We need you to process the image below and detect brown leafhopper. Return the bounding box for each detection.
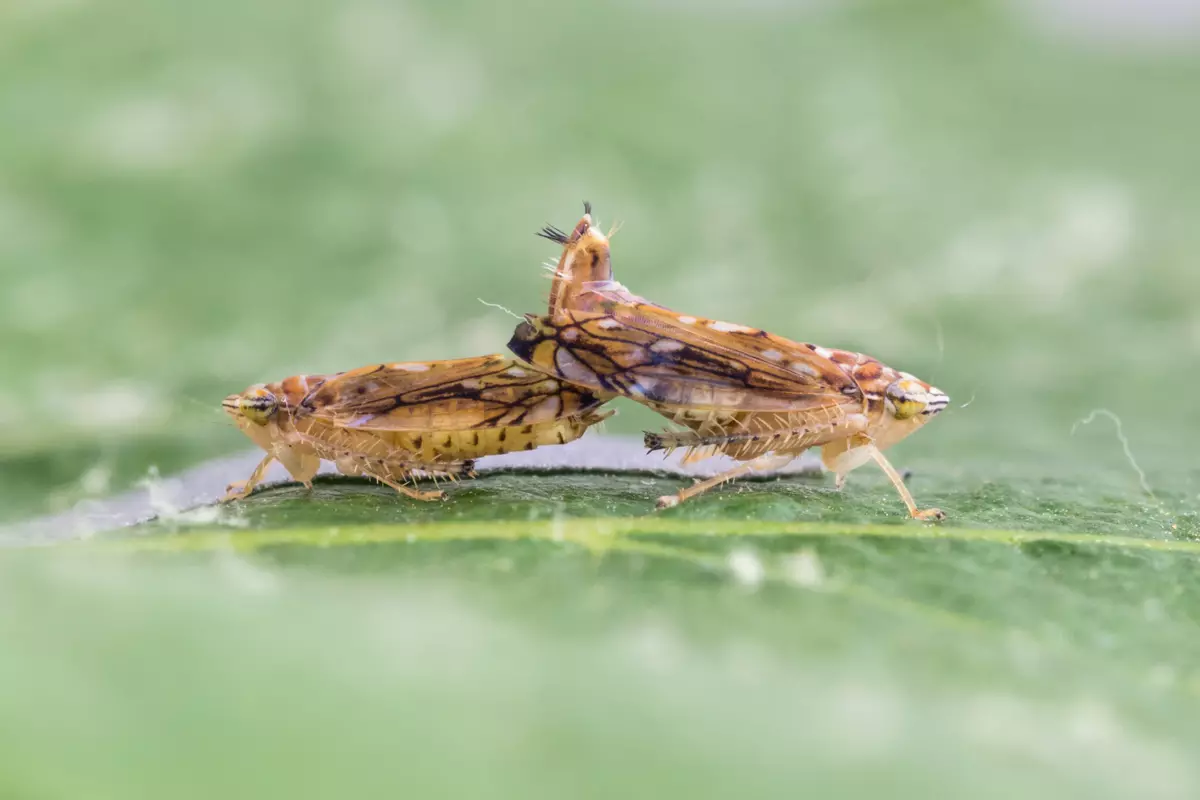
[511,208,948,520]
[222,355,613,502]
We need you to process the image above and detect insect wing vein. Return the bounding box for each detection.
[301,355,562,432]
[516,305,859,413]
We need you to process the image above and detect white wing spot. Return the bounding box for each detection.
[762,349,783,361]
[812,346,834,360]
[393,363,430,372]
[790,362,820,378]
[554,348,595,384]
[561,328,580,342]
[709,320,756,334]
[650,339,685,354]
[505,367,527,377]
[597,318,624,330]
[677,316,697,325]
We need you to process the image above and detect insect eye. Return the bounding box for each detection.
[239,390,279,425]
[512,321,539,342]
[885,380,926,421]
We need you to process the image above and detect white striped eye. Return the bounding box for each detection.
[239,389,279,425]
[885,380,927,420]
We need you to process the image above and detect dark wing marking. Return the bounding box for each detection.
[301,355,607,432]
[508,305,860,414]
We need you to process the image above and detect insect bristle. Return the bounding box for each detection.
[536,225,570,245]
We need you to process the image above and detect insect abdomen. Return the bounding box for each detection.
[437,409,614,458]
[295,410,612,464]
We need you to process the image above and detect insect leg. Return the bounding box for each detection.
[276,449,320,492]
[221,454,275,502]
[866,446,945,522]
[655,453,795,509]
[365,470,445,502]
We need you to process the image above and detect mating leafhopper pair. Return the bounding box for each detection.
[508,207,949,520]
[221,207,630,503]
[224,205,947,519]
[221,210,629,503]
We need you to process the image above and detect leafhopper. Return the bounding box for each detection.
[510,209,948,520]
[222,355,614,502]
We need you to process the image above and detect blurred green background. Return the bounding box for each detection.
[3,0,1200,796]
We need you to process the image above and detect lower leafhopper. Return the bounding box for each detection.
[222,354,614,502]
[509,210,948,520]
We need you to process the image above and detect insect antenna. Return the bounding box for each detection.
[184,394,238,426]
[477,297,524,321]
[583,200,592,215]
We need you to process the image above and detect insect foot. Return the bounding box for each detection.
[221,481,252,503]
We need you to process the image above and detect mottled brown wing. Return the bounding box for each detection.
[508,304,862,413]
[267,374,336,411]
[300,354,608,431]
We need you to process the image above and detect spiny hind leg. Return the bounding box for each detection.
[410,461,474,484]
[331,450,447,501]
[866,446,944,522]
[656,453,795,510]
[365,469,444,502]
[222,455,275,502]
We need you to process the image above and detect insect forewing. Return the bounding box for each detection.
[510,303,862,414]
[300,354,609,432]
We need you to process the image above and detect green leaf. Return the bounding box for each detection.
[5,466,1200,798]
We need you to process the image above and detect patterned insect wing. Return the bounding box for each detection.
[300,354,611,432]
[509,303,862,414]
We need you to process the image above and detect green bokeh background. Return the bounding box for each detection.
[2,0,1200,796]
